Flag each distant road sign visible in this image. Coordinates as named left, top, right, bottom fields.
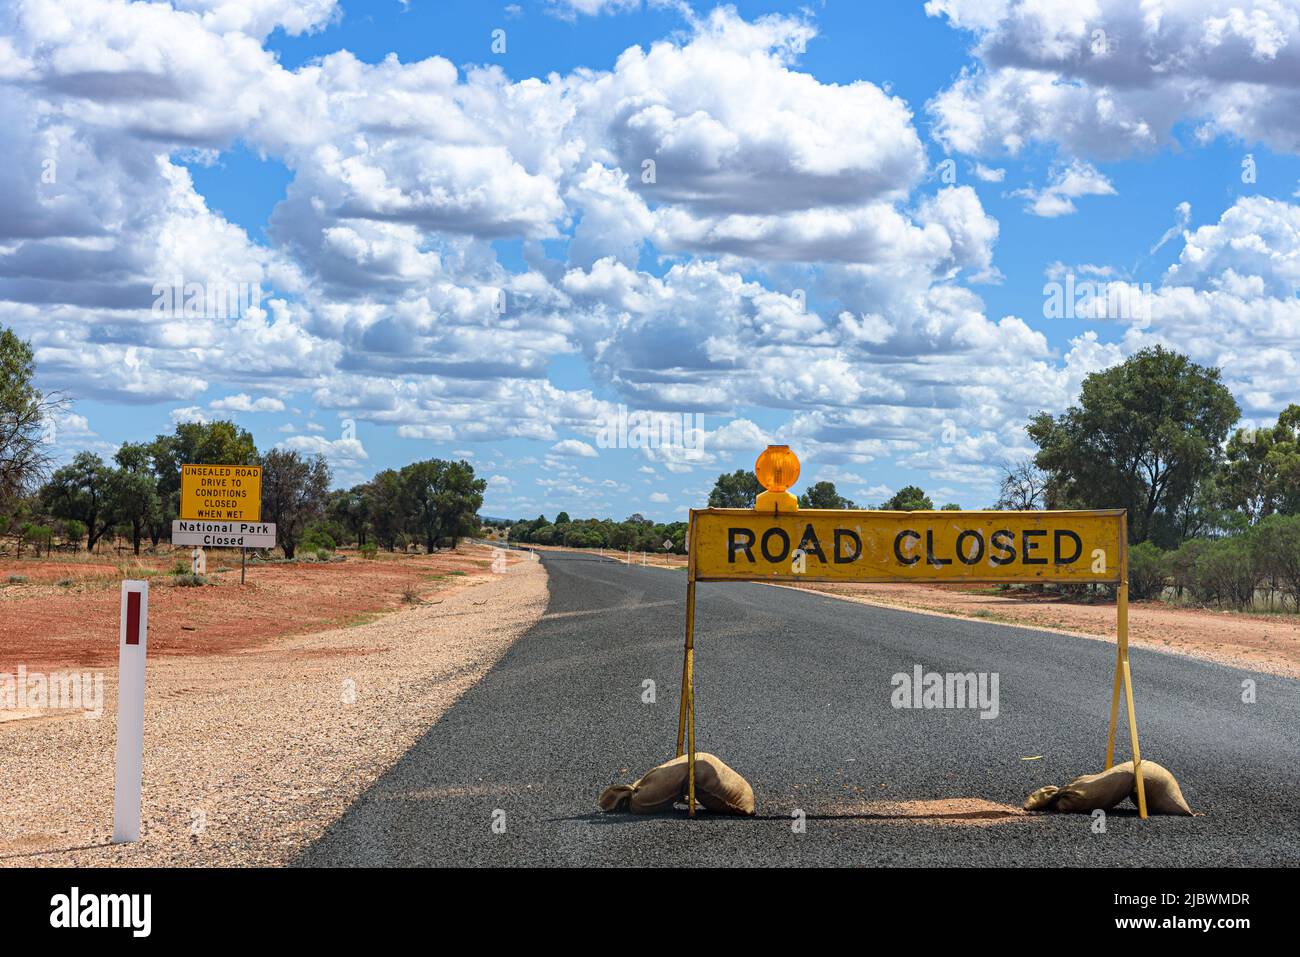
left=180, top=464, right=261, bottom=521
left=662, top=539, right=674, bottom=550
left=171, top=520, right=276, bottom=549
left=692, top=509, right=1123, bottom=585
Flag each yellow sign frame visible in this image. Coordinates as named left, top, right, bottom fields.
left=674, top=506, right=1149, bottom=819
left=180, top=464, right=262, bottom=522
left=691, top=508, right=1125, bottom=585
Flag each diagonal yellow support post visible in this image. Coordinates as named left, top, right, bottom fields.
left=1107, top=513, right=1147, bottom=818
left=675, top=611, right=690, bottom=758
left=1105, top=654, right=1122, bottom=769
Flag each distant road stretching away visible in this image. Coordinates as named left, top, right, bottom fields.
left=300, top=549, right=1300, bottom=866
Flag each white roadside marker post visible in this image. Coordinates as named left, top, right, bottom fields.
left=113, top=580, right=148, bottom=843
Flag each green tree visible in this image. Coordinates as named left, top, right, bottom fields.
left=436, top=460, right=486, bottom=548
left=260, top=449, right=330, bottom=559
left=327, top=486, right=370, bottom=546
left=116, top=442, right=169, bottom=547
left=1027, top=346, right=1239, bottom=546
left=798, top=481, right=856, bottom=510
left=554, top=511, right=571, bottom=525
left=112, top=443, right=162, bottom=555
left=399, top=459, right=487, bottom=553
left=1172, top=473, right=1240, bottom=541
left=150, top=420, right=258, bottom=525
left=40, top=452, right=115, bottom=550
left=1220, top=405, right=1300, bottom=521
left=109, top=467, right=160, bottom=556
left=1, top=326, right=63, bottom=513
left=363, top=470, right=405, bottom=550
left=881, top=485, right=933, bottom=511
left=401, top=460, right=447, bottom=554
left=708, top=469, right=763, bottom=508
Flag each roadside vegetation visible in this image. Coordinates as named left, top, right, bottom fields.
left=6, top=319, right=1299, bottom=613
left=484, top=512, right=689, bottom=555
left=661, top=347, right=1300, bottom=615
left=0, top=324, right=485, bottom=561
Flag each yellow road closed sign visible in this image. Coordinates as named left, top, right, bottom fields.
left=670, top=446, right=1148, bottom=823
left=180, top=464, right=262, bottom=522
left=691, top=508, right=1124, bottom=585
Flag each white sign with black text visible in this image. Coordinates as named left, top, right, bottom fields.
left=171, top=520, right=277, bottom=549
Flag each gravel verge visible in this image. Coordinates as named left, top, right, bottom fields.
left=0, top=552, right=547, bottom=866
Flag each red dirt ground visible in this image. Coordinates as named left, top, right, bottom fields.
left=791, top=581, right=1300, bottom=678
left=0, top=546, right=513, bottom=671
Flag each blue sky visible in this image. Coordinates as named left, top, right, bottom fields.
left=5, top=0, right=1300, bottom=522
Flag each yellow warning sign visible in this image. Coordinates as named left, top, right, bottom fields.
left=671, top=445, right=1147, bottom=822
left=692, top=509, right=1124, bottom=584
left=180, top=464, right=262, bottom=522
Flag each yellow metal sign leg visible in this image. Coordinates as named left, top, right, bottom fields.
left=686, top=646, right=696, bottom=818
left=1106, top=653, right=1122, bottom=769
left=676, top=576, right=696, bottom=758
left=1122, top=657, right=1147, bottom=818
left=684, top=512, right=700, bottom=818
left=1115, top=578, right=1148, bottom=818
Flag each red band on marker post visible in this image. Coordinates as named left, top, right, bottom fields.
left=125, top=591, right=141, bottom=645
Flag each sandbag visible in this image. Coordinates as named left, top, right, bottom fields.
left=1118, top=760, right=1193, bottom=816
left=1024, top=764, right=1134, bottom=813
left=693, top=754, right=756, bottom=815
left=1057, top=765, right=1136, bottom=813
left=1023, top=760, right=1192, bottom=815
left=598, top=753, right=755, bottom=816
left=1024, top=785, right=1061, bottom=812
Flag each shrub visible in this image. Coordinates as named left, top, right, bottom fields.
left=63, top=519, right=86, bottom=549
left=1252, top=514, right=1300, bottom=611
left=1190, top=537, right=1259, bottom=609
left=18, top=523, right=51, bottom=557
left=173, top=573, right=207, bottom=587
left=1127, top=541, right=1167, bottom=600
left=301, top=520, right=337, bottom=554
left=359, top=543, right=378, bottom=560
left=7, top=575, right=27, bottom=584
left=1163, top=539, right=1206, bottom=600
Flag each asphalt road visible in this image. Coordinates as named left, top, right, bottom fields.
left=299, top=550, right=1300, bottom=866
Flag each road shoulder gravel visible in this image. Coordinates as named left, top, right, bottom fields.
left=0, top=553, right=547, bottom=867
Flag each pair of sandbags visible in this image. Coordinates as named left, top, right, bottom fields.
left=599, top=752, right=756, bottom=815
left=1024, top=760, right=1192, bottom=815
